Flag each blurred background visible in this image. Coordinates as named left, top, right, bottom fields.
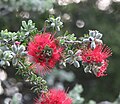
left=0, top=0, right=120, bottom=104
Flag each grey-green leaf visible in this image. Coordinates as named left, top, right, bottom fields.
left=90, top=41, right=96, bottom=49
left=12, top=58, right=18, bottom=66
left=84, top=66, right=91, bottom=73
left=18, top=45, right=25, bottom=53
left=22, top=21, right=27, bottom=29
left=28, top=20, right=33, bottom=26
left=66, top=57, right=73, bottom=64
left=12, top=45, right=18, bottom=53
left=0, top=60, right=5, bottom=66
left=96, top=33, right=102, bottom=39
left=68, top=50, right=74, bottom=55
left=74, top=61, right=80, bottom=68
left=5, top=61, right=10, bottom=66
left=20, top=52, right=27, bottom=56
left=0, top=49, right=3, bottom=57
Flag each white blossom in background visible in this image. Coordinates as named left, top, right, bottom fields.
left=46, top=69, right=75, bottom=88
left=5, top=86, right=19, bottom=96
left=4, top=98, right=12, bottom=104
left=0, top=81, right=4, bottom=95
left=55, top=82, right=64, bottom=90
left=0, top=69, right=7, bottom=95
left=0, top=0, right=55, bottom=16
left=49, top=8, right=56, bottom=14
left=96, top=0, right=112, bottom=11
left=11, top=93, right=23, bottom=104
left=57, top=0, right=81, bottom=5
left=0, top=69, right=7, bottom=81
left=73, top=0, right=81, bottom=3
left=112, top=0, right=120, bottom=2
left=19, top=12, right=30, bottom=19
left=76, top=20, right=85, bottom=28
left=57, top=0, right=73, bottom=5
left=63, top=13, right=71, bottom=21
left=4, top=93, right=23, bottom=104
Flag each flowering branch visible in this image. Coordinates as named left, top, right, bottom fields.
left=0, top=15, right=112, bottom=99
left=65, top=40, right=82, bottom=44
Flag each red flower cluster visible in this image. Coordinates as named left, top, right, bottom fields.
left=97, top=60, right=108, bottom=77
left=81, top=44, right=112, bottom=77
left=82, top=44, right=112, bottom=63
left=28, top=33, right=62, bottom=75
left=35, top=89, right=72, bottom=104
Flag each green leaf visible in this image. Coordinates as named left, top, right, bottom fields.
left=22, top=21, right=27, bottom=29
left=28, top=20, right=33, bottom=26
left=69, top=84, right=84, bottom=104
left=0, top=49, right=3, bottom=57
left=60, top=39, right=65, bottom=44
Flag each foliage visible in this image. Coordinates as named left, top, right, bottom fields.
left=69, top=84, right=85, bottom=104
left=113, top=93, right=120, bottom=104
left=0, top=19, right=48, bottom=93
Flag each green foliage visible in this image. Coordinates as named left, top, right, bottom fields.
left=113, top=93, right=120, bottom=104
left=0, top=0, right=54, bottom=13
left=46, top=15, right=63, bottom=31
left=0, top=29, right=17, bottom=43
left=11, top=44, right=27, bottom=66
left=69, top=84, right=96, bottom=104
left=19, top=20, right=38, bottom=43
left=65, top=50, right=81, bottom=68
left=69, top=84, right=85, bottom=104
left=0, top=19, right=48, bottom=93
left=17, top=61, right=48, bottom=93
left=10, top=93, right=22, bottom=104
left=59, top=31, right=77, bottom=45
left=20, top=20, right=38, bottom=35
left=0, top=20, right=38, bottom=44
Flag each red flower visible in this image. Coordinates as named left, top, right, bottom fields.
left=35, top=89, right=72, bottom=104
left=82, top=44, right=112, bottom=63
left=81, top=44, right=112, bottom=77
left=28, top=33, right=62, bottom=75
